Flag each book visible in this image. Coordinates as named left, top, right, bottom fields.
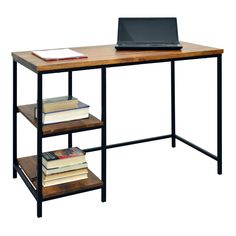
left=35, top=100, right=89, bottom=124
left=41, top=96, right=79, bottom=113
left=32, top=48, right=88, bottom=61
left=42, top=147, right=86, bottom=169
left=43, top=168, right=88, bottom=181
left=42, top=162, right=88, bottom=175
left=43, top=173, right=88, bottom=187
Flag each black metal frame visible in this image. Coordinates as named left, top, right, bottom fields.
left=68, top=71, right=73, bottom=148
left=13, top=53, right=222, bottom=217
left=217, top=55, right=222, bottom=174
left=101, top=67, right=106, bottom=202
left=13, top=61, right=17, bottom=179
left=37, top=72, right=43, bottom=217
left=171, top=60, right=176, bottom=148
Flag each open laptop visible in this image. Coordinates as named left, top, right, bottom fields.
left=115, top=17, right=182, bottom=50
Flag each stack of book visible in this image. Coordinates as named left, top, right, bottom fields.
left=35, top=96, right=89, bottom=124
left=42, top=147, right=88, bottom=187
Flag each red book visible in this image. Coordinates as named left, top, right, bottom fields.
left=42, top=147, right=86, bottom=169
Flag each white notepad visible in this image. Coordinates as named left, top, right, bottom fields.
left=32, top=48, right=87, bottom=61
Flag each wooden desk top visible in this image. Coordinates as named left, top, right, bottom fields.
left=12, top=42, right=223, bottom=73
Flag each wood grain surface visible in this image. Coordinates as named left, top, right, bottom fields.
left=12, top=42, right=224, bottom=72
left=18, top=156, right=103, bottom=200
left=18, top=104, right=103, bottom=136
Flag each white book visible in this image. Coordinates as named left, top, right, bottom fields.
left=32, top=48, right=87, bottom=61
left=42, top=162, right=88, bottom=175
left=42, top=173, right=88, bottom=187
left=35, top=100, right=89, bottom=124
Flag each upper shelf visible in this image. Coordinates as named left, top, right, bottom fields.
left=18, top=104, right=103, bottom=137
left=11, top=42, right=224, bottom=73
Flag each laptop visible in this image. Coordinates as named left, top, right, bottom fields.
left=115, top=17, right=182, bottom=50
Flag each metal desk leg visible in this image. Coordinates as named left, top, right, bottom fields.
left=101, top=67, right=107, bottom=202
left=68, top=71, right=73, bottom=148
left=13, top=61, right=17, bottom=178
left=217, top=55, right=222, bottom=174
left=171, top=61, right=176, bottom=147
left=37, top=72, right=43, bottom=217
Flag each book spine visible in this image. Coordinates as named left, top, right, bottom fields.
left=48, top=152, right=58, bottom=160
left=41, top=106, right=89, bottom=115
left=42, top=162, right=88, bottom=175
left=43, top=147, right=86, bottom=162
left=43, top=152, right=52, bottom=161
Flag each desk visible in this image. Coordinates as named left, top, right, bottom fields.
left=12, top=42, right=223, bottom=217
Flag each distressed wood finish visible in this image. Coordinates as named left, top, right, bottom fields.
left=18, top=104, right=103, bottom=136
left=12, top=42, right=224, bottom=72
left=18, top=156, right=103, bottom=200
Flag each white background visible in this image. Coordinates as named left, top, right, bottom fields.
left=0, top=0, right=235, bottom=235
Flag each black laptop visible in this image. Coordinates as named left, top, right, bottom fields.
left=115, top=17, right=182, bottom=50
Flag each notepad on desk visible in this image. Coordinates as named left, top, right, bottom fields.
left=32, top=48, right=87, bottom=61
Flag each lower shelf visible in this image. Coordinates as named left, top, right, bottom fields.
left=18, top=156, right=103, bottom=200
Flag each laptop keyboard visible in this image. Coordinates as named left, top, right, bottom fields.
left=119, top=42, right=179, bottom=47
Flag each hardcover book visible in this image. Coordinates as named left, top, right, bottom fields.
left=35, top=100, right=89, bottom=124
left=42, top=162, right=88, bottom=175
left=41, top=96, right=79, bottom=113
left=42, top=173, right=88, bottom=187
left=42, top=147, right=86, bottom=169
left=43, top=168, right=88, bottom=181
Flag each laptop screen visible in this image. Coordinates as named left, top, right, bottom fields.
left=118, top=18, right=179, bottom=43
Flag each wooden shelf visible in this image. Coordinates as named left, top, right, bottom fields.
left=18, top=156, right=103, bottom=200
left=18, top=104, right=103, bottom=137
